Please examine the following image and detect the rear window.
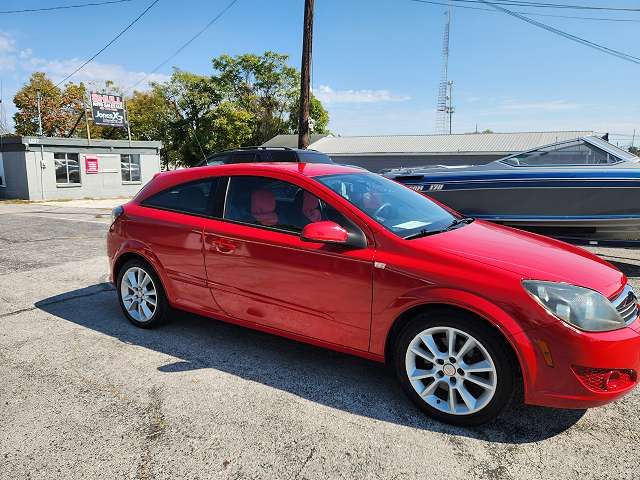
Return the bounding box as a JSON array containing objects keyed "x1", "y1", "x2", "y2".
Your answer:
[{"x1": 142, "y1": 178, "x2": 218, "y2": 216}]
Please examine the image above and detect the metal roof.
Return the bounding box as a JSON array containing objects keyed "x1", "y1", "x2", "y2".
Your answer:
[
  {"x1": 308, "y1": 131, "x2": 594, "y2": 155},
  {"x1": 0, "y1": 135, "x2": 162, "y2": 152}
]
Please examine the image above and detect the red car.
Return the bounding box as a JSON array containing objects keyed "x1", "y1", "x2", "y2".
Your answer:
[{"x1": 107, "y1": 163, "x2": 640, "y2": 425}]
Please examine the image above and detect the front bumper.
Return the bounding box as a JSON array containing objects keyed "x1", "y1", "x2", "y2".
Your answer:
[{"x1": 517, "y1": 316, "x2": 640, "y2": 409}]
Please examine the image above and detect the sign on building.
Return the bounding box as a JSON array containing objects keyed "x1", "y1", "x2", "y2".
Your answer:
[
  {"x1": 85, "y1": 155, "x2": 99, "y2": 174},
  {"x1": 90, "y1": 92, "x2": 126, "y2": 128}
]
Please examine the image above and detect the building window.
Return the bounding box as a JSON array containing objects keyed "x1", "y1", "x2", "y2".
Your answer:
[
  {"x1": 121, "y1": 154, "x2": 141, "y2": 182},
  {"x1": 54, "y1": 153, "x2": 81, "y2": 185}
]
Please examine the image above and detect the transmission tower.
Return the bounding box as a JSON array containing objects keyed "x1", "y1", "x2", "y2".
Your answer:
[{"x1": 435, "y1": 6, "x2": 454, "y2": 135}]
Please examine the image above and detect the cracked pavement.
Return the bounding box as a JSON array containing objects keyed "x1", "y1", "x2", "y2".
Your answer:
[{"x1": 1, "y1": 201, "x2": 640, "y2": 479}]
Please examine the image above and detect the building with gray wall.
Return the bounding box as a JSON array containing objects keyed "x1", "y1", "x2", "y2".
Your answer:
[
  {"x1": 0, "y1": 136, "x2": 162, "y2": 200},
  {"x1": 284, "y1": 131, "x2": 594, "y2": 171}
]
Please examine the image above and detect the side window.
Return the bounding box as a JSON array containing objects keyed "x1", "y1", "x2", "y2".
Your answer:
[
  {"x1": 223, "y1": 176, "x2": 353, "y2": 234},
  {"x1": 54, "y1": 153, "x2": 81, "y2": 185},
  {"x1": 142, "y1": 178, "x2": 217, "y2": 216},
  {"x1": 230, "y1": 152, "x2": 257, "y2": 163},
  {"x1": 121, "y1": 154, "x2": 141, "y2": 182}
]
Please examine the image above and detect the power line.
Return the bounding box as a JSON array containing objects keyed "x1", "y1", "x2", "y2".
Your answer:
[
  {"x1": 124, "y1": 0, "x2": 240, "y2": 93},
  {"x1": 0, "y1": 0, "x2": 132, "y2": 14},
  {"x1": 410, "y1": 0, "x2": 640, "y2": 22},
  {"x1": 448, "y1": 0, "x2": 640, "y2": 12},
  {"x1": 55, "y1": 0, "x2": 161, "y2": 87},
  {"x1": 478, "y1": 0, "x2": 640, "y2": 64}
]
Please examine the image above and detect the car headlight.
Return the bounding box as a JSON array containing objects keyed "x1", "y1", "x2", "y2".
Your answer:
[{"x1": 522, "y1": 280, "x2": 625, "y2": 332}]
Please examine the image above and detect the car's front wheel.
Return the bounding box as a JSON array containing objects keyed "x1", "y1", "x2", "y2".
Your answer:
[
  {"x1": 394, "y1": 309, "x2": 516, "y2": 426},
  {"x1": 117, "y1": 259, "x2": 168, "y2": 328}
]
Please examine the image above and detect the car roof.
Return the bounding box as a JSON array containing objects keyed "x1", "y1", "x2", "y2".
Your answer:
[
  {"x1": 192, "y1": 162, "x2": 360, "y2": 177},
  {"x1": 136, "y1": 163, "x2": 364, "y2": 203}
]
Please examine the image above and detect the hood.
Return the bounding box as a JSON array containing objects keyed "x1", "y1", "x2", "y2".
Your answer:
[{"x1": 411, "y1": 220, "x2": 625, "y2": 298}]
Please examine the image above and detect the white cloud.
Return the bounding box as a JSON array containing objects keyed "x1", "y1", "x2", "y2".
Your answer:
[
  {"x1": 0, "y1": 33, "x2": 168, "y2": 91},
  {"x1": 0, "y1": 32, "x2": 15, "y2": 53},
  {"x1": 21, "y1": 54, "x2": 169, "y2": 91},
  {"x1": 0, "y1": 32, "x2": 16, "y2": 71},
  {"x1": 314, "y1": 85, "x2": 411, "y2": 104}
]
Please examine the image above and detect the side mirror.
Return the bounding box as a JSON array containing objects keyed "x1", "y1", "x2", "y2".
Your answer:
[{"x1": 300, "y1": 221, "x2": 349, "y2": 245}]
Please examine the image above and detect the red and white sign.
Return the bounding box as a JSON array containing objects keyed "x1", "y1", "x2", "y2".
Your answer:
[{"x1": 85, "y1": 156, "x2": 99, "y2": 174}]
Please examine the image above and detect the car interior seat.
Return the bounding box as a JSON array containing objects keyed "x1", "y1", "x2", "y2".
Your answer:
[{"x1": 250, "y1": 189, "x2": 279, "y2": 226}]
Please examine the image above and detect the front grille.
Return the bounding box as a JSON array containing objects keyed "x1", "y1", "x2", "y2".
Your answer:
[{"x1": 612, "y1": 285, "x2": 639, "y2": 325}]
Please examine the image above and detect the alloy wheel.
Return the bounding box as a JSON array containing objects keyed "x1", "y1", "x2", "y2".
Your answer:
[
  {"x1": 120, "y1": 266, "x2": 158, "y2": 323},
  {"x1": 405, "y1": 326, "x2": 497, "y2": 415}
]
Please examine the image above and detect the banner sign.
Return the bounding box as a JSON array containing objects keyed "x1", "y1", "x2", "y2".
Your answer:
[
  {"x1": 90, "y1": 92, "x2": 126, "y2": 128},
  {"x1": 85, "y1": 155, "x2": 99, "y2": 174}
]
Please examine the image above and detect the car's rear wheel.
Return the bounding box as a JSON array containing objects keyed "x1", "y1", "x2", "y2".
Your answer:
[
  {"x1": 394, "y1": 309, "x2": 516, "y2": 426},
  {"x1": 117, "y1": 259, "x2": 168, "y2": 328}
]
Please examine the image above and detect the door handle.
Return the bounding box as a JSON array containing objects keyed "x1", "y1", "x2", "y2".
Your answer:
[
  {"x1": 215, "y1": 239, "x2": 237, "y2": 254},
  {"x1": 206, "y1": 236, "x2": 237, "y2": 254}
]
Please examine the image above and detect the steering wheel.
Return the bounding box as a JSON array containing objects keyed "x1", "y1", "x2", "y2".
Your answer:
[{"x1": 373, "y1": 202, "x2": 392, "y2": 219}]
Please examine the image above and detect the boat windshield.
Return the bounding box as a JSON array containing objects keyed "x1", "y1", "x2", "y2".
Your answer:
[
  {"x1": 315, "y1": 172, "x2": 457, "y2": 239},
  {"x1": 501, "y1": 140, "x2": 623, "y2": 167}
]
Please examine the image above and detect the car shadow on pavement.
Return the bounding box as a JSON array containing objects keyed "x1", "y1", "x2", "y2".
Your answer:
[{"x1": 36, "y1": 284, "x2": 586, "y2": 444}]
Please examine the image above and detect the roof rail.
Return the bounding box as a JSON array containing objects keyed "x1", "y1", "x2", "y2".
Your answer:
[{"x1": 206, "y1": 146, "x2": 322, "y2": 157}]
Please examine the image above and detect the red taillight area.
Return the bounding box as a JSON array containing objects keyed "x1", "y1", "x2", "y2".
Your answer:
[{"x1": 572, "y1": 366, "x2": 637, "y2": 392}]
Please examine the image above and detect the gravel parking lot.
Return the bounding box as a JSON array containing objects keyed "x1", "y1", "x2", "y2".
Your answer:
[{"x1": 1, "y1": 200, "x2": 639, "y2": 480}]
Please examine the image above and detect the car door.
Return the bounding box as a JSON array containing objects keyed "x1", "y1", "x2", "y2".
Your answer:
[
  {"x1": 202, "y1": 174, "x2": 375, "y2": 352},
  {"x1": 130, "y1": 177, "x2": 224, "y2": 314}
]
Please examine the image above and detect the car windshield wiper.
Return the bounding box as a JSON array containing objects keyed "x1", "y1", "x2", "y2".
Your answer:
[
  {"x1": 403, "y1": 217, "x2": 474, "y2": 240},
  {"x1": 447, "y1": 217, "x2": 475, "y2": 229}
]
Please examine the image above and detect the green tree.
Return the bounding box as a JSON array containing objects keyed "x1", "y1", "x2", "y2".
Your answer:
[
  {"x1": 154, "y1": 69, "x2": 225, "y2": 166},
  {"x1": 286, "y1": 91, "x2": 330, "y2": 134},
  {"x1": 213, "y1": 51, "x2": 298, "y2": 145},
  {"x1": 13, "y1": 53, "x2": 331, "y2": 167},
  {"x1": 13, "y1": 72, "x2": 86, "y2": 137},
  {"x1": 630, "y1": 146, "x2": 639, "y2": 156},
  {"x1": 126, "y1": 88, "x2": 179, "y2": 168}
]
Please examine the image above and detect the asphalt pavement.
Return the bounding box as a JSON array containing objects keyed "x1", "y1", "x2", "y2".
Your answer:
[{"x1": 1, "y1": 200, "x2": 639, "y2": 480}]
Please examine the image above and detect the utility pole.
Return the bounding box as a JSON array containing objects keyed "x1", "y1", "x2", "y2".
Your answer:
[
  {"x1": 447, "y1": 80, "x2": 455, "y2": 134},
  {"x1": 297, "y1": 0, "x2": 314, "y2": 150},
  {"x1": 36, "y1": 91, "x2": 44, "y2": 136}
]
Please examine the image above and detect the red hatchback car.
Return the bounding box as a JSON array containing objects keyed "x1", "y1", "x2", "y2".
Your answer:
[{"x1": 107, "y1": 163, "x2": 640, "y2": 425}]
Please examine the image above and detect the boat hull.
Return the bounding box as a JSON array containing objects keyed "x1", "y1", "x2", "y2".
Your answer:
[
  {"x1": 386, "y1": 136, "x2": 640, "y2": 242},
  {"x1": 421, "y1": 185, "x2": 640, "y2": 241}
]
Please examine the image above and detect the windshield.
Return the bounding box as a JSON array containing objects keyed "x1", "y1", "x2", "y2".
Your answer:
[
  {"x1": 501, "y1": 140, "x2": 622, "y2": 167},
  {"x1": 316, "y1": 172, "x2": 456, "y2": 238}
]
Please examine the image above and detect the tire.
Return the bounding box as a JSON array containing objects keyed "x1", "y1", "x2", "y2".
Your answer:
[
  {"x1": 116, "y1": 258, "x2": 169, "y2": 328},
  {"x1": 393, "y1": 308, "x2": 516, "y2": 426}
]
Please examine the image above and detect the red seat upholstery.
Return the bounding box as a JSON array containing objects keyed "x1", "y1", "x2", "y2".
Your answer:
[
  {"x1": 302, "y1": 191, "x2": 322, "y2": 222},
  {"x1": 251, "y1": 189, "x2": 278, "y2": 226}
]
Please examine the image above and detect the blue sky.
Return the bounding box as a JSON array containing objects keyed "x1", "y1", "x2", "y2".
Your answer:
[{"x1": 0, "y1": 0, "x2": 638, "y2": 147}]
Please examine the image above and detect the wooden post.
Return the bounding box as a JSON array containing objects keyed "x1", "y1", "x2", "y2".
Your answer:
[
  {"x1": 297, "y1": 0, "x2": 314, "y2": 150},
  {"x1": 85, "y1": 93, "x2": 92, "y2": 144}
]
